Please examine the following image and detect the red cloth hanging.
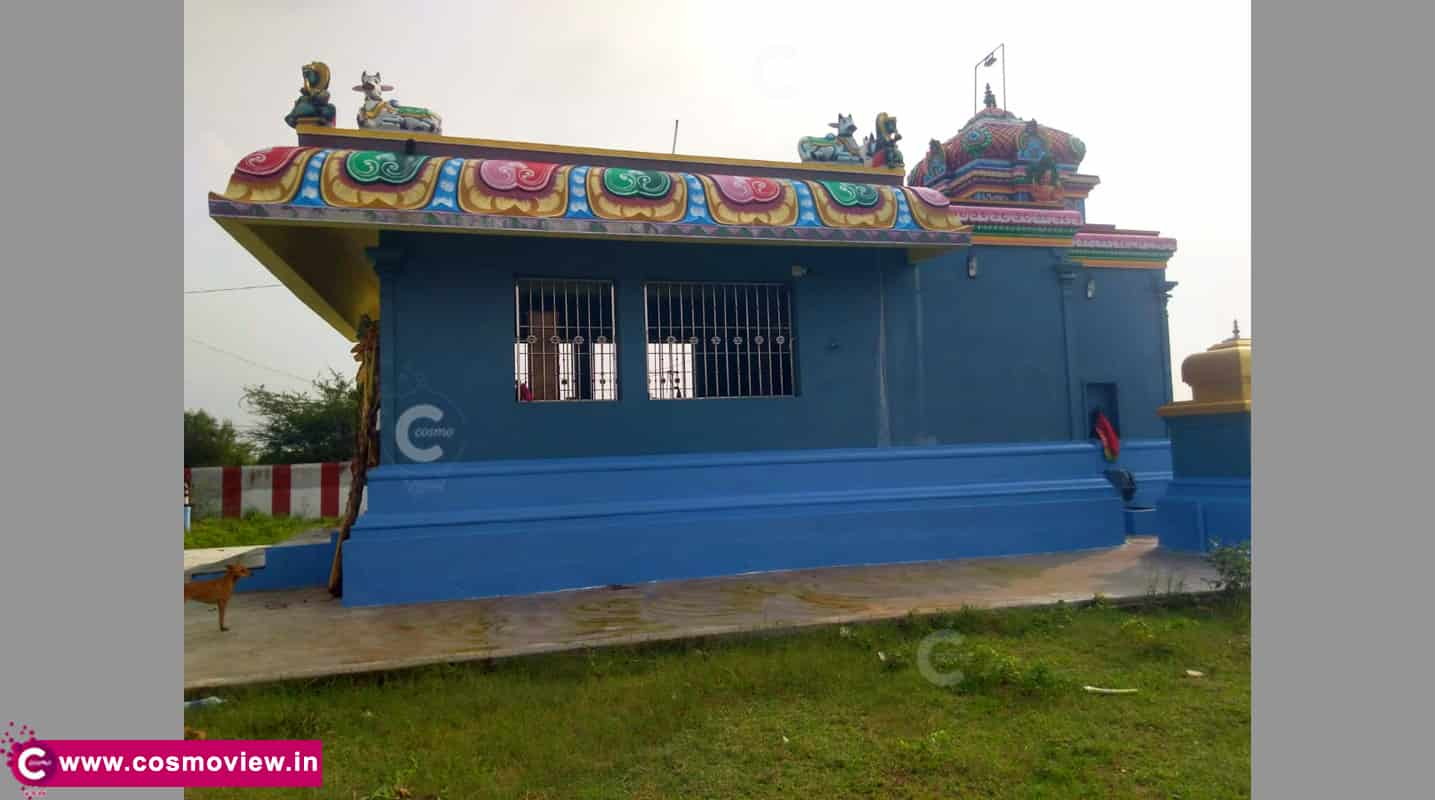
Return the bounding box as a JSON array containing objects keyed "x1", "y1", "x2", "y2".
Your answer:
[
  {"x1": 517, "y1": 382, "x2": 533, "y2": 402},
  {"x1": 1093, "y1": 411, "x2": 1120, "y2": 462}
]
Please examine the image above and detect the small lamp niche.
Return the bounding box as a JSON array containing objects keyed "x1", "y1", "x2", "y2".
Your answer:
[
  {"x1": 1085, "y1": 278, "x2": 1096, "y2": 299},
  {"x1": 967, "y1": 253, "x2": 979, "y2": 279}
]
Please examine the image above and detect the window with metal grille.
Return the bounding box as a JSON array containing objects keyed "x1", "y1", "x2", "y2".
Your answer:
[
  {"x1": 643, "y1": 282, "x2": 796, "y2": 399},
  {"x1": 514, "y1": 278, "x2": 618, "y2": 402}
]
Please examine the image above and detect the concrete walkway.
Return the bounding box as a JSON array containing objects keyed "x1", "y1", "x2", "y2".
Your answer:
[{"x1": 184, "y1": 537, "x2": 1214, "y2": 691}]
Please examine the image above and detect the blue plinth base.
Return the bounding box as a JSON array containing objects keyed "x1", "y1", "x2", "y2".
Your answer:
[
  {"x1": 1124, "y1": 506, "x2": 1157, "y2": 536},
  {"x1": 1154, "y1": 478, "x2": 1251, "y2": 553},
  {"x1": 340, "y1": 440, "x2": 1174, "y2": 607}
]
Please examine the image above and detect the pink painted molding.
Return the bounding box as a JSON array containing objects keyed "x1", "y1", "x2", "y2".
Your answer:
[
  {"x1": 1072, "y1": 232, "x2": 1179, "y2": 251},
  {"x1": 952, "y1": 206, "x2": 1084, "y2": 227}
]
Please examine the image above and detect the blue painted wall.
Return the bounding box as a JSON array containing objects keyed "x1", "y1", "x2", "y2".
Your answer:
[
  {"x1": 880, "y1": 246, "x2": 1172, "y2": 447},
  {"x1": 892, "y1": 245, "x2": 1071, "y2": 445},
  {"x1": 379, "y1": 235, "x2": 1174, "y2": 464},
  {"x1": 382, "y1": 233, "x2": 892, "y2": 464},
  {"x1": 344, "y1": 232, "x2": 1181, "y2": 604},
  {"x1": 1155, "y1": 413, "x2": 1251, "y2": 552},
  {"x1": 1071, "y1": 267, "x2": 1172, "y2": 441},
  {"x1": 1166, "y1": 415, "x2": 1251, "y2": 478}
]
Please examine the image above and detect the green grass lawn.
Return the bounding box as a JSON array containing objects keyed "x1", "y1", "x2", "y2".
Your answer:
[
  {"x1": 184, "y1": 513, "x2": 339, "y2": 550},
  {"x1": 185, "y1": 596, "x2": 1250, "y2": 799}
]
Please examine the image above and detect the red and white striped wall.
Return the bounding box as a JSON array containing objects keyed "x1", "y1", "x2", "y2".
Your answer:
[{"x1": 184, "y1": 462, "x2": 368, "y2": 519}]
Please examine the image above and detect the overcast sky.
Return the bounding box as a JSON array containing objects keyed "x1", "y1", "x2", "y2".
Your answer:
[{"x1": 185, "y1": 0, "x2": 1250, "y2": 428}]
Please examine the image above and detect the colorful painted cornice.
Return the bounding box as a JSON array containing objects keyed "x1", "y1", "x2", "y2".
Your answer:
[
  {"x1": 1069, "y1": 231, "x2": 1179, "y2": 268},
  {"x1": 920, "y1": 159, "x2": 1101, "y2": 206},
  {"x1": 955, "y1": 205, "x2": 1084, "y2": 247},
  {"x1": 210, "y1": 146, "x2": 972, "y2": 247}
]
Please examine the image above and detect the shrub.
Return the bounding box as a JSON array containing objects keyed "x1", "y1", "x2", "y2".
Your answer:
[
  {"x1": 1204, "y1": 540, "x2": 1252, "y2": 594},
  {"x1": 1120, "y1": 617, "x2": 1176, "y2": 657},
  {"x1": 955, "y1": 645, "x2": 1067, "y2": 694}
]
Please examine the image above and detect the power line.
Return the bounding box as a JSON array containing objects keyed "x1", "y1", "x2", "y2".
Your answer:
[
  {"x1": 184, "y1": 337, "x2": 317, "y2": 384},
  {"x1": 184, "y1": 283, "x2": 284, "y2": 295}
]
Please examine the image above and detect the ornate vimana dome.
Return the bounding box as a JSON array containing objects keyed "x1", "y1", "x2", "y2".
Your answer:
[{"x1": 907, "y1": 85, "x2": 1095, "y2": 208}]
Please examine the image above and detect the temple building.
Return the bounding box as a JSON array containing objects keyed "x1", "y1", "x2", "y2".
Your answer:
[{"x1": 207, "y1": 70, "x2": 1181, "y2": 606}]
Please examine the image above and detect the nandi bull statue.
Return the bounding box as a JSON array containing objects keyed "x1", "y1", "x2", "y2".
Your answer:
[
  {"x1": 352, "y1": 71, "x2": 443, "y2": 134},
  {"x1": 797, "y1": 112, "x2": 904, "y2": 169},
  {"x1": 797, "y1": 113, "x2": 863, "y2": 164}
]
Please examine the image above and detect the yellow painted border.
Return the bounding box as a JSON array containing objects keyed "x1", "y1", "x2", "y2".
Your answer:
[
  {"x1": 1071, "y1": 257, "x2": 1171, "y2": 269},
  {"x1": 1158, "y1": 400, "x2": 1252, "y2": 418},
  {"x1": 970, "y1": 234, "x2": 1074, "y2": 247},
  {"x1": 297, "y1": 125, "x2": 906, "y2": 179}
]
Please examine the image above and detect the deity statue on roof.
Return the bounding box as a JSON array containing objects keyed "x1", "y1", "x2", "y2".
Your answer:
[{"x1": 284, "y1": 62, "x2": 337, "y2": 129}]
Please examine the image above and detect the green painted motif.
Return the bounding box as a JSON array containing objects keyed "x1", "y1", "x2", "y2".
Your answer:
[
  {"x1": 819, "y1": 181, "x2": 880, "y2": 208},
  {"x1": 394, "y1": 105, "x2": 433, "y2": 116},
  {"x1": 962, "y1": 127, "x2": 993, "y2": 157},
  {"x1": 602, "y1": 168, "x2": 672, "y2": 199},
  {"x1": 345, "y1": 151, "x2": 428, "y2": 185},
  {"x1": 1068, "y1": 136, "x2": 1086, "y2": 163}
]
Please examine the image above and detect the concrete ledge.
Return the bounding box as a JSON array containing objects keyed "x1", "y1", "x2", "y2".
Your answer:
[
  {"x1": 184, "y1": 547, "x2": 265, "y2": 577},
  {"x1": 189, "y1": 531, "x2": 338, "y2": 593}
]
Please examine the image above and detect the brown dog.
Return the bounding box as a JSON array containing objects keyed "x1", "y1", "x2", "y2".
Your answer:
[{"x1": 184, "y1": 563, "x2": 252, "y2": 631}]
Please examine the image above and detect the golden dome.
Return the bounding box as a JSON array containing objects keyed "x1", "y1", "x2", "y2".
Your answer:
[{"x1": 1159, "y1": 324, "x2": 1251, "y2": 417}]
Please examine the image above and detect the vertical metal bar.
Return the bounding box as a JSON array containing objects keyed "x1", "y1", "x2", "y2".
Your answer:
[
  {"x1": 731, "y1": 284, "x2": 740, "y2": 397},
  {"x1": 1001, "y1": 43, "x2": 1007, "y2": 110},
  {"x1": 642, "y1": 284, "x2": 650, "y2": 398},
  {"x1": 548, "y1": 279, "x2": 557, "y2": 401},
  {"x1": 680, "y1": 278, "x2": 685, "y2": 396},
  {"x1": 661, "y1": 283, "x2": 669, "y2": 398},
  {"x1": 785, "y1": 285, "x2": 795, "y2": 394},
  {"x1": 554, "y1": 279, "x2": 561, "y2": 400},
  {"x1": 778, "y1": 284, "x2": 786, "y2": 396},
  {"x1": 691, "y1": 283, "x2": 699, "y2": 399},
  {"x1": 514, "y1": 281, "x2": 520, "y2": 398},
  {"x1": 757, "y1": 284, "x2": 769, "y2": 396},
  {"x1": 723, "y1": 284, "x2": 732, "y2": 397},
  {"x1": 542, "y1": 279, "x2": 551, "y2": 400},
  {"x1": 563, "y1": 279, "x2": 571, "y2": 399},
  {"x1": 663, "y1": 284, "x2": 669, "y2": 399},
  {"x1": 666, "y1": 283, "x2": 674, "y2": 398},
  {"x1": 746, "y1": 284, "x2": 757, "y2": 396},
  {"x1": 609, "y1": 280, "x2": 618, "y2": 400},
  {"x1": 774, "y1": 282, "x2": 786, "y2": 393},
  {"x1": 706, "y1": 284, "x2": 715, "y2": 399},
  {"x1": 524, "y1": 279, "x2": 532, "y2": 398},
  {"x1": 580, "y1": 280, "x2": 589, "y2": 399},
  {"x1": 591, "y1": 281, "x2": 598, "y2": 400}
]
